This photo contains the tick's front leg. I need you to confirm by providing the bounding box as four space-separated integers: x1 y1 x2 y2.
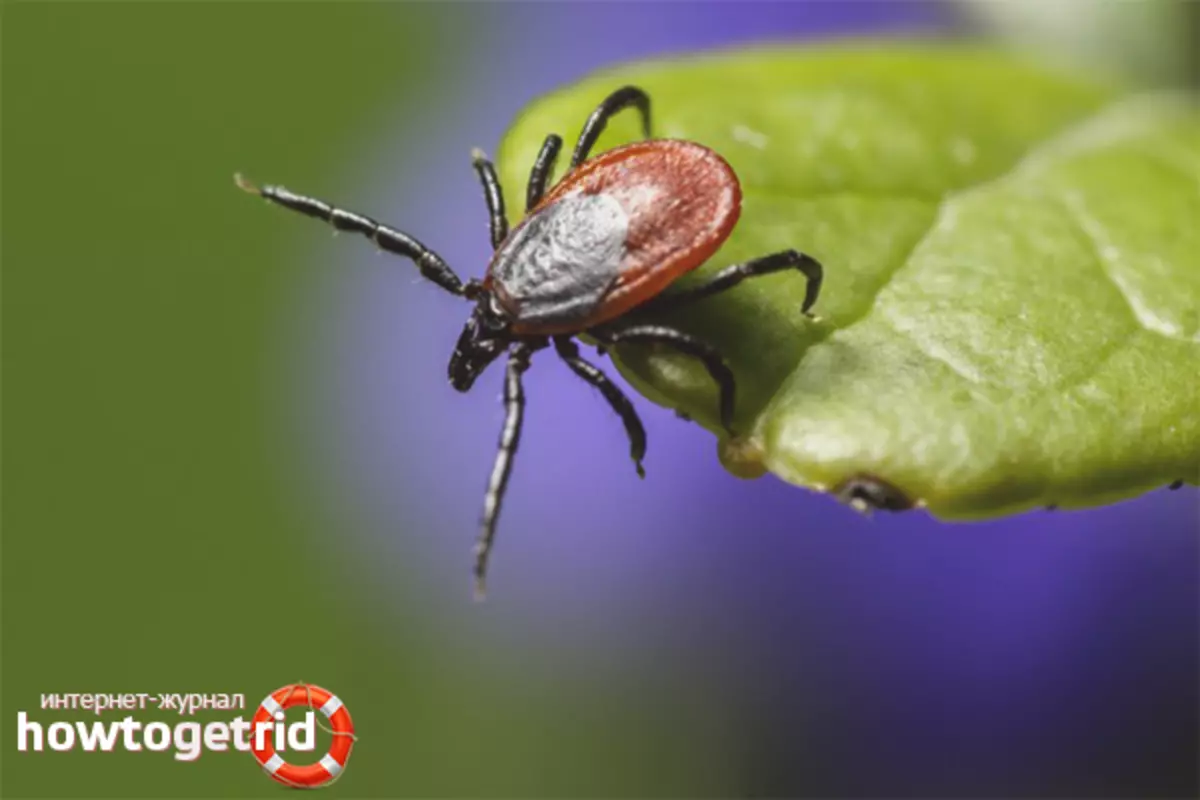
234 174 468 296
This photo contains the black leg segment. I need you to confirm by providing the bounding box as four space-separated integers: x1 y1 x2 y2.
645 249 824 316
554 337 647 478
592 325 735 434
526 134 563 212
475 341 540 599
234 174 465 296
471 149 509 250
570 86 651 169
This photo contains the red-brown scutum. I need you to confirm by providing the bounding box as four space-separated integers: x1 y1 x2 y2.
515 139 742 334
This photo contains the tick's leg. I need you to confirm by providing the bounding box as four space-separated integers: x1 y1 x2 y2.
526 134 563 212
475 341 539 599
644 249 824 316
591 325 735 434
234 174 466 296
570 86 651 169
471 149 509 250
554 336 646 478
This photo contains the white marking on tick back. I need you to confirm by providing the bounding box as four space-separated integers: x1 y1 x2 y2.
490 191 629 325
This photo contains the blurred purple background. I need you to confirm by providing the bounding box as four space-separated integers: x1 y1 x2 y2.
291 3 1197 796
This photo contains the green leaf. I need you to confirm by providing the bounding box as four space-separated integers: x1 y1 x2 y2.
496 44 1199 516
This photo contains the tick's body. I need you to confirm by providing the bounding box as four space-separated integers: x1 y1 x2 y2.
237 86 823 596
492 140 742 334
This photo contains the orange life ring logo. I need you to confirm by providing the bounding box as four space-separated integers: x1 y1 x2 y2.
250 684 356 789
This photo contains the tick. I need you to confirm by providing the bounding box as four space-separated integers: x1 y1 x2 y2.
236 85 823 596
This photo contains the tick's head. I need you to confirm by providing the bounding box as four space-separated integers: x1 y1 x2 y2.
448 293 511 392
